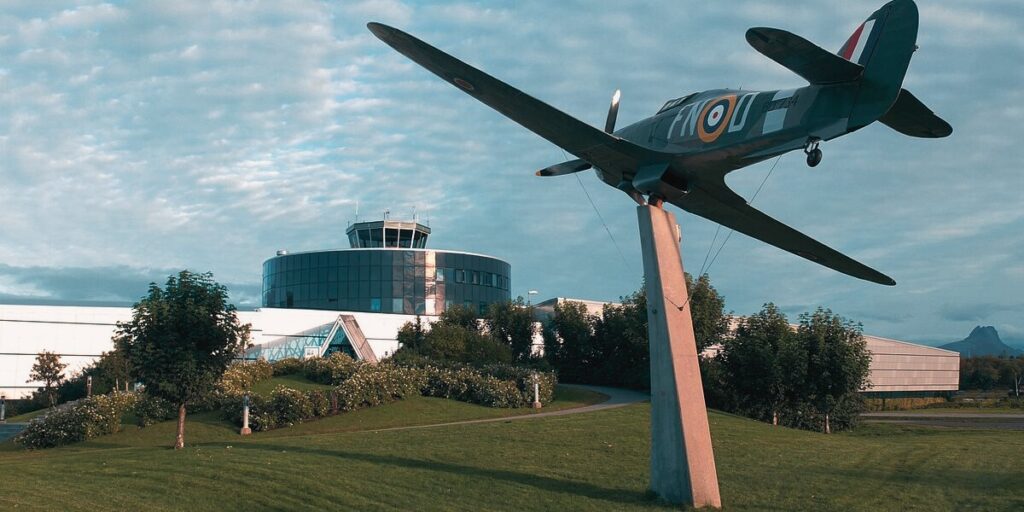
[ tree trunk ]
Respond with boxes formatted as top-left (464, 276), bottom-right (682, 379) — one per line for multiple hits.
top-left (824, 413), bottom-right (831, 434)
top-left (175, 403), bottom-right (187, 450)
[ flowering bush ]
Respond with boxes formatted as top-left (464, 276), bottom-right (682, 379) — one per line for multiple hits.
top-left (15, 392), bottom-right (138, 449)
top-left (480, 364), bottom-right (557, 405)
top-left (419, 365), bottom-right (557, 408)
top-left (303, 353), bottom-right (359, 385)
top-left (267, 386), bottom-right (315, 427)
top-left (133, 393), bottom-right (176, 427)
top-left (335, 363), bottom-right (423, 411)
top-left (219, 360), bottom-right (274, 395)
top-left (271, 358), bottom-right (304, 376)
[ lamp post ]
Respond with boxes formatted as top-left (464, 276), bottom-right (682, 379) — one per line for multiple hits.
top-left (527, 290), bottom-right (538, 305)
top-left (86, 376), bottom-right (93, 397)
top-left (240, 392), bottom-right (252, 435)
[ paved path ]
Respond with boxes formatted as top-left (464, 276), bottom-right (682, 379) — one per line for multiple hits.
top-left (370, 384), bottom-right (650, 433)
top-left (0, 423), bottom-right (28, 442)
top-left (862, 411), bottom-right (1024, 430)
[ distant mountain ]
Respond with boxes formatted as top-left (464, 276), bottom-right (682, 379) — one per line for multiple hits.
top-left (940, 326), bottom-right (1023, 357)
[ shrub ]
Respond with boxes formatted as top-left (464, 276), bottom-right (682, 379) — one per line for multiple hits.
top-left (15, 392), bottom-right (137, 449)
top-left (268, 386), bottom-right (315, 427)
top-left (271, 357), bottom-right (304, 376)
top-left (304, 353), bottom-right (359, 385)
top-left (335, 364), bottom-right (423, 412)
top-left (418, 365), bottom-right (557, 408)
top-left (219, 360), bottom-right (274, 395)
top-left (134, 393), bottom-right (176, 427)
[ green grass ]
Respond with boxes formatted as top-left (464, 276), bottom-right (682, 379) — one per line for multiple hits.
top-left (5, 407), bottom-right (50, 423)
top-left (2, 394), bottom-right (1022, 511)
top-left (250, 374), bottom-right (334, 395)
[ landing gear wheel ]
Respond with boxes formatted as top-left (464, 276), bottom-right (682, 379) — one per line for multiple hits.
top-left (807, 148), bottom-right (822, 167)
top-left (803, 138), bottom-right (822, 168)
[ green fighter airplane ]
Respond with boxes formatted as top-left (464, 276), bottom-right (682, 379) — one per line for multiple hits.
top-left (368, 0), bottom-right (950, 286)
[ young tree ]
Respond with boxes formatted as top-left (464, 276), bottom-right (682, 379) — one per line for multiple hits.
top-left (542, 301), bottom-right (594, 382)
top-left (591, 290), bottom-right (649, 389)
top-left (795, 308), bottom-right (871, 433)
top-left (114, 271), bottom-right (250, 449)
top-left (486, 297), bottom-right (537, 362)
top-left (720, 303), bottom-right (795, 425)
top-left (685, 273), bottom-right (731, 352)
top-left (437, 304), bottom-right (481, 332)
top-left (396, 315), bottom-right (427, 352)
top-left (28, 351), bottom-right (67, 407)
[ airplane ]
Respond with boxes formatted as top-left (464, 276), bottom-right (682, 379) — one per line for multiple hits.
top-left (368, 0), bottom-right (951, 286)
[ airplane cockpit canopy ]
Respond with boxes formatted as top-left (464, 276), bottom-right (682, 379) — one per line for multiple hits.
top-left (656, 92), bottom-right (698, 114)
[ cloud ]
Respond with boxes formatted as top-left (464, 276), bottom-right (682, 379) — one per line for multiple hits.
top-left (0, 0), bottom-right (1020, 345)
top-left (938, 302), bottom-right (1023, 323)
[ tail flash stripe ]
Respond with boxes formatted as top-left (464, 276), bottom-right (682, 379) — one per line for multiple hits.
top-left (840, 23), bottom-right (865, 60)
top-left (850, 19), bottom-right (876, 64)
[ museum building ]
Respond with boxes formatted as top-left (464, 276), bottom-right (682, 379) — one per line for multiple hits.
top-left (0, 216), bottom-right (959, 400)
top-left (0, 217), bottom-right (512, 397)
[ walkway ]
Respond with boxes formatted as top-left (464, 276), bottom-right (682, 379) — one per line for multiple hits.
top-left (862, 411), bottom-right (1024, 430)
top-left (0, 422), bottom-right (27, 442)
top-left (370, 384), bottom-right (650, 433)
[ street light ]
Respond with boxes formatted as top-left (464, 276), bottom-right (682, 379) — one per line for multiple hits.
top-left (527, 290), bottom-right (538, 305)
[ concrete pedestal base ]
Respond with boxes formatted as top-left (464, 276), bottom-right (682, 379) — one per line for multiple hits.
top-left (240, 427), bottom-right (251, 436)
top-left (532, 401), bottom-right (542, 409)
top-left (637, 204), bottom-right (721, 509)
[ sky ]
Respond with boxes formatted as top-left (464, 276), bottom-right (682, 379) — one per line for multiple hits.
top-left (0, 0), bottom-right (1021, 347)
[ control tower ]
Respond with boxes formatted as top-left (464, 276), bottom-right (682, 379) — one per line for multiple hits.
top-left (262, 215), bottom-right (511, 316)
top-left (345, 218), bottom-right (431, 249)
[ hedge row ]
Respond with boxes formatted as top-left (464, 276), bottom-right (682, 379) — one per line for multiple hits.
top-left (224, 363), bottom-right (422, 431)
top-left (17, 356), bottom-right (559, 445)
top-left (14, 392), bottom-right (138, 449)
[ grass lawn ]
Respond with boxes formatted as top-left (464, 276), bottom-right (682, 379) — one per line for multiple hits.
top-left (5, 407), bottom-right (51, 423)
top-left (1, 396), bottom-right (1022, 511)
top-left (250, 374), bottom-right (335, 395)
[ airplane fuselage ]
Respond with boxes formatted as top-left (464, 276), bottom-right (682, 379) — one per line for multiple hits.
top-left (601, 83), bottom-right (862, 195)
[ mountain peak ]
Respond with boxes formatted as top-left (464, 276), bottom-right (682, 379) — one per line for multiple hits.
top-left (967, 325), bottom-right (1002, 343)
top-left (940, 325), bottom-right (1021, 358)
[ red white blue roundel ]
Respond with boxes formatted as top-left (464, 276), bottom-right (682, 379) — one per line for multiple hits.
top-left (698, 95), bottom-right (736, 143)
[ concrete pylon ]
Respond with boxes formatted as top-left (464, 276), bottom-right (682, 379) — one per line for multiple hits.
top-left (637, 204), bottom-right (722, 509)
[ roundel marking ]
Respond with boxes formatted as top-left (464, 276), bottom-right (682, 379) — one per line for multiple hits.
top-left (697, 94), bottom-right (737, 143)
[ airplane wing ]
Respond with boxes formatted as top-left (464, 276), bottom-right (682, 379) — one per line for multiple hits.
top-left (367, 22), bottom-right (671, 173)
top-left (675, 179), bottom-right (896, 285)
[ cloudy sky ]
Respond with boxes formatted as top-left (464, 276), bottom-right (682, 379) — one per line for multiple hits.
top-left (0, 0), bottom-right (1021, 346)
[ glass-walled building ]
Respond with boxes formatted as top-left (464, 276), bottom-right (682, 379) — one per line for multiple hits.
top-left (262, 219), bottom-right (511, 316)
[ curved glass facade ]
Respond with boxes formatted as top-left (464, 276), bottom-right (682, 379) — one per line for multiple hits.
top-left (262, 249), bottom-right (511, 315)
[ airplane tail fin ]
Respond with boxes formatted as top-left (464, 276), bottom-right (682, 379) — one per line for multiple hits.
top-left (841, 0), bottom-right (919, 129)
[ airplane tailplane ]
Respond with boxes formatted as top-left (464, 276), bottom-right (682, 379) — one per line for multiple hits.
top-left (842, 0), bottom-right (919, 128)
top-left (880, 88), bottom-right (952, 138)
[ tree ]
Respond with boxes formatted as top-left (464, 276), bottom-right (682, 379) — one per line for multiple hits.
top-left (542, 301), bottom-right (594, 382)
top-left (685, 273), bottom-right (730, 352)
top-left (591, 289), bottom-right (649, 389)
top-left (114, 271), bottom-right (250, 449)
top-left (28, 351), bottom-right (67, 407)
top-left (437, 304), bottom-right (481, 332)
top-left (396, 316), bottom-right (427, 352)
top-left (423, 322), bottom-right (513, 364)
top-left (720, 303), bottom-right (796, 425)
top-left (486, 297), bottom-right (536, 362)
top-left (795, 308), bottom-right (871, 433)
